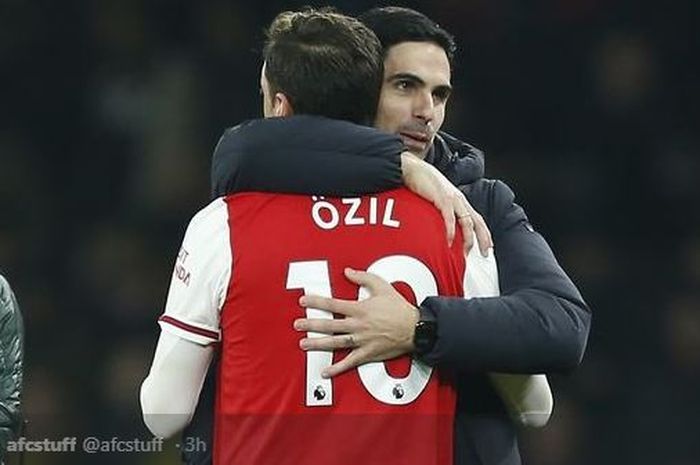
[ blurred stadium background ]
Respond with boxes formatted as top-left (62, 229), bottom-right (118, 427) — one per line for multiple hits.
top-left (1, 0), bottom-right (698, 464)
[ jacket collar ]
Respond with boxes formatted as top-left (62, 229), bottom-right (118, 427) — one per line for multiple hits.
top-left (425, 131), bottom-right (485, 185)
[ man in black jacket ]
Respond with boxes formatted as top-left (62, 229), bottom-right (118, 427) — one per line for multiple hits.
top-left (285, 6), bottom-right (588, 378)
top-left (184, 7), bottom-right (590, 465)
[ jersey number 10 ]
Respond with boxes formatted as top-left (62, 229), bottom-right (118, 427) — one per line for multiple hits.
top-left (286, 255), bottom-right (438, 407)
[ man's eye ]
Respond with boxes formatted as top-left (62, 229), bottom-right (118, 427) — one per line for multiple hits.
top-left (433, 91), bottom-right (448, 103)
top-left (396, 80), bottom-right (413, 91)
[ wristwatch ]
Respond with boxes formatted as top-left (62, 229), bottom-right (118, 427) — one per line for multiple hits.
top-left (413, 307), bottom-right (437, 359)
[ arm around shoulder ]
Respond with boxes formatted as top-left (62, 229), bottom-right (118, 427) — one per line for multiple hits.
top-left (210, 116), bottom-right (404, 198)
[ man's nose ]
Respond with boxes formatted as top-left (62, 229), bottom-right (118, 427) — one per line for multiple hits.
top-left (412, 90), bottom-right (435, 124)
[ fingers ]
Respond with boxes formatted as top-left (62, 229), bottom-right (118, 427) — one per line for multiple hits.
top-left (299, 295), bottom-right (356, 316)
top-left (293, 316), bottom-right (353, 334)
top-left (422, 178), bottom-right (454, 246)
top-left (451, 191), bottom-right (475, 254)
top-left (299, 334), bottom-right (358, 351)
top-left (398, 154), bottom-right (489, 254)
top-left (439, 199), bottom-right (456, 246)
top-left (322, 350), bottom-right (364, 378)
top-left (295, 327), bottom-right (366, 378)
top-left (452, 189), bottom-right (493, 257)
top-left (472, 210), bottom-right (494, 257)
top-left (342, 268), bottom-right (392, 295)
top-left (462, 199), bottom-right (492, 256)
top-left (457, 211), bottom-right (475, 255)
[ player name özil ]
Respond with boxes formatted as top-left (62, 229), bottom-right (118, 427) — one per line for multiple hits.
top-left (311, 196), bottom-right (400, 230)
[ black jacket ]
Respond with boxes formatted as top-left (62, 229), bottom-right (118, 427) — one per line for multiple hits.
top-left (0, 275), bottom-right (24, 460)
top-left (184, 116), bottom-right (591, 465)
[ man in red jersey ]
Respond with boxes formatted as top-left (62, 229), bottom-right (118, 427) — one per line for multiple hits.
top-left (140, 8), bottom-right (499, 465)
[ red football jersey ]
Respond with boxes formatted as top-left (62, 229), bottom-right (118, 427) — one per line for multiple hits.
top-left (210, 188), bottom-right (466, 465)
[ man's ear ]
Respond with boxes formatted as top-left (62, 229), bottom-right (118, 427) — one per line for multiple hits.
top-left (272, 92), bottom-right (294, 117)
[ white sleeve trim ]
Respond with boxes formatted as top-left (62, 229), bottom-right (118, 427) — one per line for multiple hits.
top-left (158, 316), bottom-right (220, 345)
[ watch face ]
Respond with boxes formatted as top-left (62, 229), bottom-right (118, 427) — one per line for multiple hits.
top-left (414, 320), bottom-right (437, 356)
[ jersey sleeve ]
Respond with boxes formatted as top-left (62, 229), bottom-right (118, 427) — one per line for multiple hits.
top-left (463, 239), bottom-right (500, 298)
top-left (158, 198), bottom-right (232, 345)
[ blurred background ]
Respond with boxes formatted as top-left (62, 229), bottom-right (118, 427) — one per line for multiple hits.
top-left (0, 0), bottom-right (698, 464)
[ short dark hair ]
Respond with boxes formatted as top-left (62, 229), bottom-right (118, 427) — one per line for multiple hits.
top-left (263, 8), bottom-right (383, 125)
top-left (359, 7), bottom-right (456, 63)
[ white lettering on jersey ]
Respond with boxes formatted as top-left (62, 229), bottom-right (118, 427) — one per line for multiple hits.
top-left (287, 254), bottom-right (436, 407)
top-left (310, 196), bottom-right (400, 231)
top-left (285, 260), bottom-right (334, 406)
top-left (382, 198), bottom-right (400, 228)
top-left (356, 255), bottom-right (435, 405)
top-left (174, 247), bottom-right (192, 286)
top-left (342, 198), bottom-right (364, 225)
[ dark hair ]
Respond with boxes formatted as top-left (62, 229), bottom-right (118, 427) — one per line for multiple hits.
top-left (359, 7), bottom-right (456, 63)
top-left (263, 7), bottom-right (383, 125)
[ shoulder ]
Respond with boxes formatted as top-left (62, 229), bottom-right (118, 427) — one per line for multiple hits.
top-left (185, 198), bottom-right (229, 236)
top-left (461, 178), bottom-right (517, 214)
top-left (433, 132), bottom-right (485, 184)
top-left (189, 197), bottom-right (228, 224)
top-left (178, 199), bottom-right (232, 264)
